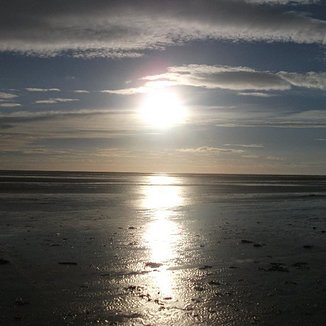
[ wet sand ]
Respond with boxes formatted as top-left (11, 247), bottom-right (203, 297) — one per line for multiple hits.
top-left (1, 172), bottom-right (326, 325)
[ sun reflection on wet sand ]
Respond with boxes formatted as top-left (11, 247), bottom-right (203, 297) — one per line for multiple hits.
top-left (142, 175), bottom-right (184, 297)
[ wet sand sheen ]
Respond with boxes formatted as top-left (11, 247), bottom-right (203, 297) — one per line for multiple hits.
top-left (0, 172), bottom-right (326, 325)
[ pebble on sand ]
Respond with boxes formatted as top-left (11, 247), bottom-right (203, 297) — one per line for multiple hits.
top-left (253, 243), bottom-right (263, 248)
top-left (145, 262), bottom-right (162, 268)
top-left (303, 245), bottom-right (314, 249)
top-left (0, 258), bottom-right (10, 265)
top-left (241, 240), bottom-right (253, 244)
top-left (15, 297), bottom-right (29, 306)
top-left (199, 265), bottom-right (213, 270)
top-left (259, 263), bottom-right (289, 272)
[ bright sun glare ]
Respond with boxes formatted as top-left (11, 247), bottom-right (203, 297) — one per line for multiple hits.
top-left (142, 175), bottom-right (184, 297)
top-left (139, 89), bottom-right (187, 128)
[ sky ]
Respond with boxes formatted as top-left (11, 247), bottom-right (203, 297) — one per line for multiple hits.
top-left (0, 0), bottom-right (326, 174)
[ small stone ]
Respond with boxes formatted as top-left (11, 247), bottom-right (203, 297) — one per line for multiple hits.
top-left (0, 258), bottom-right (10, 265)
top-left (145, 262), bottom-right (162, 268)
top-left (241, 239), bottom-right (253, 244)
top-left (292, 262), bottom-right (309, 270)
top-left (253, 243), bottom-right (262, 248)
top-left (191, 298), bottom-right (201, 303)
top-left (259, 262), bottom-right (289, 272)
top-left (199, 265), bottom-right (212, 270)
top-left (208, 280), bottom-right (221, 286)
top-left (303, 245), bottom-right (313, 249)
top-left (284, 281), bottom-right (297, 285)
top-left (194, 286), bottom-right (204, 291)
top-left (15, 297), bottom-right (29, 306)
top-left (268, 263), bottom-right (289, 272)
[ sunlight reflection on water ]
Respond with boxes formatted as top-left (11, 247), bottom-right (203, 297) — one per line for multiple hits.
top-left (142, 175), bottom-right (184, 297)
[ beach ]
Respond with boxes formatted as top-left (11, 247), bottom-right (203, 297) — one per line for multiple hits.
top-left (0, 171), bottom-right (326, 325)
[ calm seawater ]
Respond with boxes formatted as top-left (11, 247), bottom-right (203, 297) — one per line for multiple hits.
top-left (0, 171), bottom-right (326, 325)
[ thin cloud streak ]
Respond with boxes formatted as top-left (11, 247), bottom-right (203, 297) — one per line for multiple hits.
top-left (35, 98), bottom-right (80, 104)
top-left (277, 72), bottom-right (326, 90)
top-left (0, 0), bottom-right (325, 57)
top-left (105, 64), bottom-right (326, 93)
top-left (0, 92), bottom-right (18, 99)
top-left (224, 144), bottom-right (264, 148)
top-left (0, 103), bottom-right (21, 108)
top-left (26, 88), bottom-right (61, 92)
top-left (177, 146), bottom-right (245, 154)
top-left (245, 0), bottom-right (319, 4)
top-left (73, 90), bottom-right (90, 94)
top-left (238, 92), bottom-right (275, 97)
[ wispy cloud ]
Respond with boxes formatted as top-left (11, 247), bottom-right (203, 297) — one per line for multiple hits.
top-left (0, 92), bottom-right (17, 99)
top-left (245, 0), bottom-right (319, 4)
top-left (150, 65), bottom-right (291, 91)
top-left (0, 0), bottom-right (325, 57)
top-left (102, 81), bottom-right (176, 95)
top-left (26, 88), bottom-right (61, 92)
top-left (277, 72), bottom-right (326, 90)
top-left (73, 90), bottom-right (90, 94)
top-left (105, 64), bottom-right (326, 93)
top-left (190, 105), bottom-right (326, 128)
top-left (213, 109), bottom-right (326, 128)
top-left (0, 107), bottom-right (133, 128)
top-left (177, 146), bottom-right (245, 154)
top-left (144, 65), bottom-right (326, 91)
top-left (35, 98), bottom-right (80, 104)
top-left (224, 144), bottom-right (264, 148)
top-left (238, 92), bottom-right (275, 97)
top-left (101, 87), bottom-right (147, 96)
top-left (0, 103), bottom-right (21, 108)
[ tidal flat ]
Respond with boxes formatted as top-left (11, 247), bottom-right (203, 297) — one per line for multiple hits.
top-left (0, 171), bottom-right (326, 325)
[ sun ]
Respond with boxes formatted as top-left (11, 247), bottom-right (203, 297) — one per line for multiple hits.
top-left (139, 89), bottom-right (187, 128)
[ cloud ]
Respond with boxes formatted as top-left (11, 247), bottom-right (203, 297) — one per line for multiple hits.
top-left (245, 0), bottom-right (319, 4)
top-left (190, 104), bottom-right (326, 128)
top-left (26, 88), bottom-right (60, 92)
top-left (177, 144), bottom-right (263, 156)
top-left (35, 98), bottom-right (80, 104)
top-left (0, 107), bottom-right (133, 127)
top-left (108, 65), bottom-right (290, 92)
top-left (153, 65), bottom-right (292, 91)
top-left (102, 81), bottom-right (176, 95)
top-left (0, 92), bottom-right (17, 99)
top-left (224, 143), bottom-right (264, 148)
top-left (73, 90), bottom-right (90, 94)
top-left (238, 92), bottom-right (275, 97)
top-left (177, 146), bottom-right (244, 154)
top-left (0, 103), bottom-right (21, 108)
top-left (101, 87), bottom-right (147, 95)
top-left (217, 109), bottom-right (326, 128)
top-left (0, 0), bottom-right (325, 57)
top-left (277, 72), bottom-right (326, 90)
top-left (126, 65), bottom-right (325, 92)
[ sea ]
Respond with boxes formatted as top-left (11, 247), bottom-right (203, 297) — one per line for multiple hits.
top-left (0, 171), bottom-right (326, 325)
